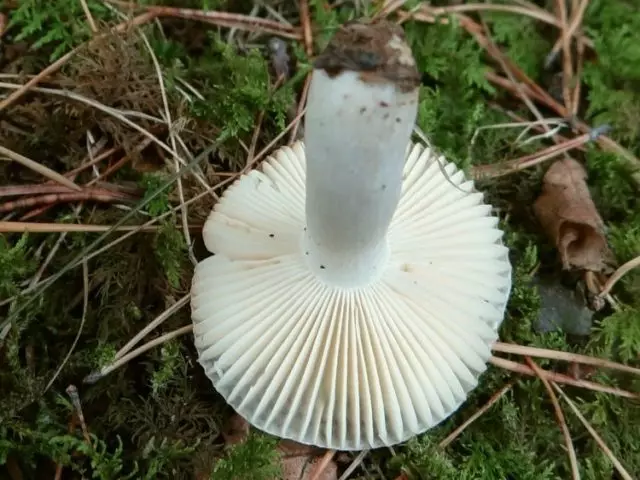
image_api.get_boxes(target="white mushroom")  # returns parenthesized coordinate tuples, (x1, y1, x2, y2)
(191, 21, 512, 451)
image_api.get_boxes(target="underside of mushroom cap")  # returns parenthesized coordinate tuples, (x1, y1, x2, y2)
(191, 141, 512, 451)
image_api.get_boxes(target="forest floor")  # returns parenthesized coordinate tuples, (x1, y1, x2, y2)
(0, 0, 639, 479)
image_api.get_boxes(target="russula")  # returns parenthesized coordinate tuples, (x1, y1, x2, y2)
(191, 20, 512, 450)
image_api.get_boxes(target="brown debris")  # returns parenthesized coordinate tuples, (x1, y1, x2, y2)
(221, 413, 251, 446)
(220, 414, 337, 479)
(534, 158, 615, 273)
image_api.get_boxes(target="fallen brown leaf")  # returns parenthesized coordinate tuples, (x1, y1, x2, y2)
(220, 415, 337, 479)
(221, 413, 250, 446)
(534, 158, 615, 273)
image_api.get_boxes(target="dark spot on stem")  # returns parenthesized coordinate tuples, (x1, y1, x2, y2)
(360, 107, 366, 114)
(395, 117, 401, 123)
(320, 265, 326, 269)
(380, 101, 389, 107)
(269, 234, 275, 238)
(383, 112, 390, 119)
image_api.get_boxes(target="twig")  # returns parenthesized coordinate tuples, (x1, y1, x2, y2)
(337, 450, 369, 480)
(526, 358, 580, 480)
(299, 0, 313, 57)
(0, 145, 82, 192)
(439, 381, 514, 449)
(490, 356, 639, 399)
(553, 384, 634, 480)
(545, 0, 590, 68)
(0, 221, 201, 233)
(555, 0, 574, 114)
(0, 189, 137, 213)
(244, 106, 307, 173)
(114, 294, 189, 360)
(141, 5, 301, 39)
(404, 4, 593, 48)
(66, 385, 92, 444)
(288, 74, 311, 144)
(83, 325, 193, 383)
(572, 34, 586, 116)
(492, 342, 640, 376)
(309, 450, 336, 480)
(472, 132, 592, 179)
(598, 255, 640, 298)
(80, 0, 99, 33)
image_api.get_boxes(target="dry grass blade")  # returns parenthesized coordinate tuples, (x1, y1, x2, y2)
(554, 0, 574, 113)
(114, 294, 190, 361)
(309, 450, 337, 480)
(525, 358, 580, 480)
(439, 381, 514, 449)
(493, 342, 640, 376)
(490, 356, 639, 399)
(471, 132, 592, 179)
(84, 324, 193, 384)
(553, 383, 635, 480)
(0, 221, 201, 233)
(0, 188, 136, 214)
(144, 5, 301, 39)
(598, 255, 640, 297)
(299, 0, 313, 56)
(0, 145, 82, 192)
(407, 3, 593, 48)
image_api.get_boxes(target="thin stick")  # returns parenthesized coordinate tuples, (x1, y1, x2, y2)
(490, 356, 639, 399)
(144, 5, 301, 39)
(246, 107, 307, 173)
(0, 145, 82, 192)
(493, 341, 640, 376)
(439, 381, 514, 449)
(337, 450, 369, 480)
(546, 0, 590, 68)
(114, 294, 190, 360)
(66, 385, 92, 445)
(406, 4, 592, 48)
(309, 450, 336, 480)
(80, 0, 99, 33)
(288, 74, 311, 144)
(83, 324, 193, 384)
(0, 221, 202, 233)
(553, 384, 634, 480)
(598, 255, 640, 298)
(0, 190, 136, 213)
(472, 132, 591, 178)
(526, 358, 580, 480)
(299, 0, 313, 56)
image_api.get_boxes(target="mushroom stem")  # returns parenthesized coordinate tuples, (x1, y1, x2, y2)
(302, 22, 420, 287)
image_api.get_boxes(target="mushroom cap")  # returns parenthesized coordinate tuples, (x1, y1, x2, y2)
(191, 141, 512, 451)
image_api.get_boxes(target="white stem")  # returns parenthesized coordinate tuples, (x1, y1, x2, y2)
(302, 68, 419, 287)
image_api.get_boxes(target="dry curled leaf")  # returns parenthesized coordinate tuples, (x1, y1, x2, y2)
(534, 158, 615, 273)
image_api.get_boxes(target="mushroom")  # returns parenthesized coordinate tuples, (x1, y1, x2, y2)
(191, 20, 512, 451)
